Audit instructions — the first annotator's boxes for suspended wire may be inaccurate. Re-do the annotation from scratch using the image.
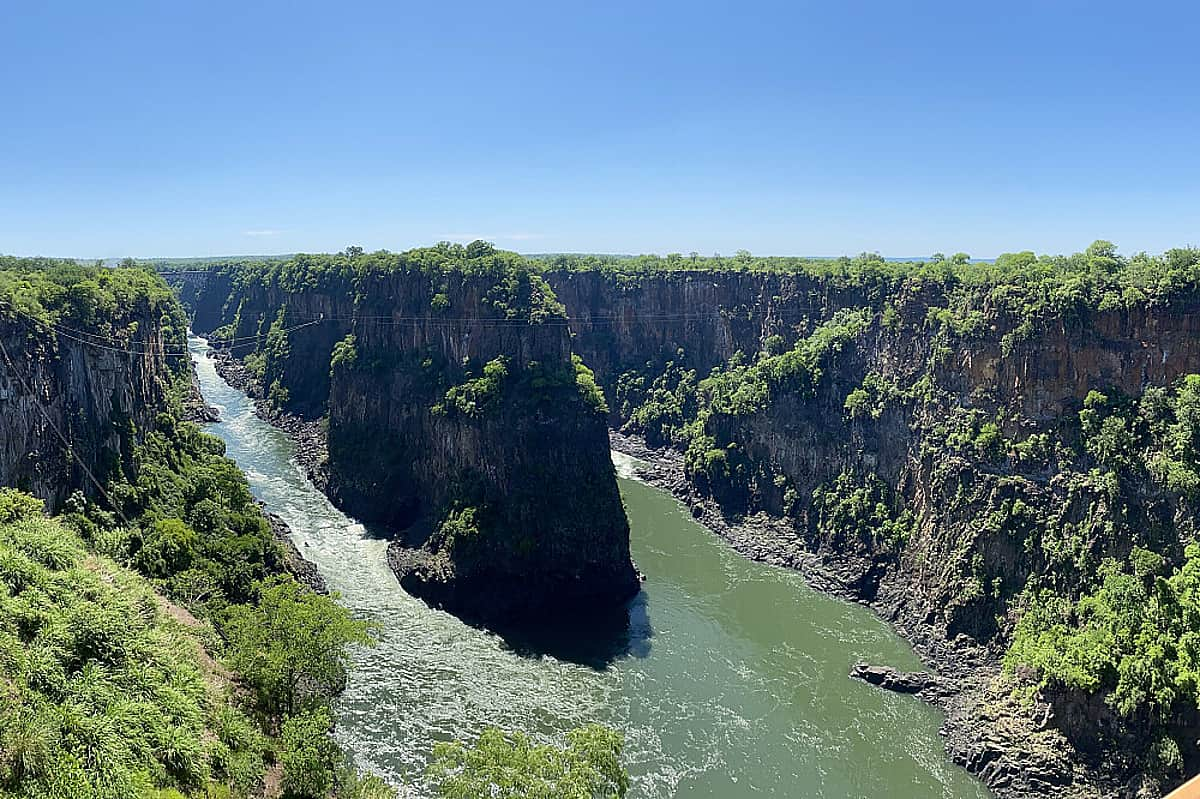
[247,309,827,326]
[0,299,324,357]
[2,288,832,360]
[0,337,136,528]
[21,310,283,347]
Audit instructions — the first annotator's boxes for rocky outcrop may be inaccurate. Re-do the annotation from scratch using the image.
[264,508,328,594]
[183,250,641,625]
[180,361,220,423]
[850,662,944,695]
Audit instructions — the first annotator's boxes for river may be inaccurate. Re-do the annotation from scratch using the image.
[190,336,988,798]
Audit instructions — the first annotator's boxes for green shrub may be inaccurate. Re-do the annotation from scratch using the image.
[441,357,510,416]
[279,708,340,799]
[573,355,608,414]
[224,576,375,719]
[134,518,199,578]
[0,509,265,799]
[427,724,629,799]
[330,333,358,373]
[0,489,44,524]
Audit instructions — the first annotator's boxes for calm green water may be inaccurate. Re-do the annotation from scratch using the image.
[190,336,988,798]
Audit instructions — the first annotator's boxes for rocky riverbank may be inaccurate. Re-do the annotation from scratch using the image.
[609,431,1096,799]
[198,349,331,596]
[180,361,220,423]
[208,350,330,491]
[263,508,328,594]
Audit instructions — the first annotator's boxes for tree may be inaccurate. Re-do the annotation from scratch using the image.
[279,709,341,799]
[427,724,628,799]
[466,239,496,258]
[225,576,375,720]
[134,518,199,578]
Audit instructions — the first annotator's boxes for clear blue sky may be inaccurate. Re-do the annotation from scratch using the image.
[2,1,1198,259]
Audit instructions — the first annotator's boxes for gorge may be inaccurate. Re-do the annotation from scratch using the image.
[4,244,1200,798]
[174,241,1200,798]
[178,245,640,624]
[188,333,989,798]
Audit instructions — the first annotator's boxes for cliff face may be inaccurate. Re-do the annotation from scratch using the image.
[0,297,178,512]
[546,271,878,416]
[185,251,640,624]
[179,251,1200,793]
[547,265,1200,795]
[549,269,1200,420]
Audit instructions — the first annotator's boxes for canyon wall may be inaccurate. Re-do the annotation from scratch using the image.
[550,266,1200,633]
[548,269,1200,422]
[549,263,1200,795]
[183,250,640,624]
[0,282,181,511]
[177,249,1200,795]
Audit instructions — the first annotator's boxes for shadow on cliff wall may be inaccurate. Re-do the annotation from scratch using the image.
[489,589,654,670]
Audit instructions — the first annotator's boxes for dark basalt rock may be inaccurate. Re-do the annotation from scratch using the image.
[850,662,938,694]
[189,264,640,628]
[264,509,327,594]
[180,361,220,423]
[0,307,174,511]
[387,540,641,624]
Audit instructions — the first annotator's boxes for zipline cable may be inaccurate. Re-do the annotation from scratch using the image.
[0,337,136,528]
[0,300,326,356]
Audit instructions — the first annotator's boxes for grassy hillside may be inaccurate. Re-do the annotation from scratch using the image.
[0,490,265,799]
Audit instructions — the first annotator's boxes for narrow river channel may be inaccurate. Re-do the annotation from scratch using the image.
[190,336,989,799]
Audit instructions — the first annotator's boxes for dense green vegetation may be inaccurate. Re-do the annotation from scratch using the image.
[88,413,284,613]
[539,241,1200,300]
[225,577,374,721]
[0,411,391,798]
[0,490,266,799]
[427,724,628,799]
[0,257,182,337]
[435,355,607,418]
[177,241,565,331]
[1001,378,1200,755]
[89,418,386,798]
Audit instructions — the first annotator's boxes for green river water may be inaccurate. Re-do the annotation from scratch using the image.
[190,336,989,798]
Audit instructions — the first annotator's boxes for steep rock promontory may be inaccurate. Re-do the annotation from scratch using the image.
[182,244,640,624]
